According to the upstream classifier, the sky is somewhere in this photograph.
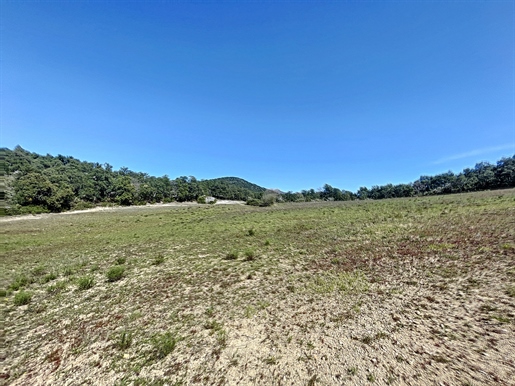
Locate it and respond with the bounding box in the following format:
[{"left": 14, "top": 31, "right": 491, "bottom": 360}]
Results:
[{"left": 2, "top": 1, "right": 514, "bottom": 192}]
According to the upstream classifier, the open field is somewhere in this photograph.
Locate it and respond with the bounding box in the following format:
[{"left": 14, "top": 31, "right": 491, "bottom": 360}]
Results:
[{"left": 2, "top": 190, "right": 515, "bottom": 385}]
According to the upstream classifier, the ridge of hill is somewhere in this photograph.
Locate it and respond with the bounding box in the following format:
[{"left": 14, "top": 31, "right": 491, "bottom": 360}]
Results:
[{"left": 206, "top": 177, "right": 266, "bottom": 193}]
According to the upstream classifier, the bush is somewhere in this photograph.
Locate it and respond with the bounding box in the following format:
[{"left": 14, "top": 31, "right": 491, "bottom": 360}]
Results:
[
  {"left": 197, "top": 196, "right": 207, "bottom": 204},
  {"left": 106, "top": 266, "right": 125, "bottom": 282},
  {"left": 14, "top": 291, "right": 32, "bottom": 306},
  {"left": 246, "top": 198, "right": 261, "bottom": 206},
  {"left": 77, "top": 275, "right": 94, "bottom": 290}
]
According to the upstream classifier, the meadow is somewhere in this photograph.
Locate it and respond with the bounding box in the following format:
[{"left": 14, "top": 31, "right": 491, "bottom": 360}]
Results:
[{"left": 2, "top": 190, "right": 514, "bottom": 385}]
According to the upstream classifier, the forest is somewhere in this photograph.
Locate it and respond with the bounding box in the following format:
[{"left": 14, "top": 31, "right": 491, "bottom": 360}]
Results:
[{"left": 1, "top": 146, "right": 514, "bottom": 214}]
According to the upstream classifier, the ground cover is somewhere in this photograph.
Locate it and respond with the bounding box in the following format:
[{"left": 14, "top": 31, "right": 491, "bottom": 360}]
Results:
[{"left": 2, "top": 190, "right": 514, "bottom": 385}]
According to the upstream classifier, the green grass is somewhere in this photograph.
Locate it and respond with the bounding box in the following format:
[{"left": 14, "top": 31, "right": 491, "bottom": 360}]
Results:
[
  {"left": 77, "top": 275, "right": 95, "bottom": 290},
  {"left": 13, "top": 291, "right": 32, "bottom": 306},
  {"left": 106, "top": 266, "right": 125, "bottom": 282},
  {"left": 2, "top": 189, "right": 515, "bottom": 385}
]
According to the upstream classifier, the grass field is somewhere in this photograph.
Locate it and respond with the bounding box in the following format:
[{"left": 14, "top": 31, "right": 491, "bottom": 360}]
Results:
[{"left": 2, "top": 190, "right": 515, "bottom": 385}]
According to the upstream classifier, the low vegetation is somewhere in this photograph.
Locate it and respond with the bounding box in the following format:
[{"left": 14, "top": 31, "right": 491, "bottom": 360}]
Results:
[{"left": 2, "top": 189, "right": 514, "bottom": 385}]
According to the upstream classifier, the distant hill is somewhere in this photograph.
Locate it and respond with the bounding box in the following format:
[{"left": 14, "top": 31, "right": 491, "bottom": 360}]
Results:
[{"left": 206, "top": 177, "right": 266, "bottom": 193}]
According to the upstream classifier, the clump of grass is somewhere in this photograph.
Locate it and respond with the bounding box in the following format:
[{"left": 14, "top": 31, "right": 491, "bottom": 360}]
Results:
[
  {"left": 62, "top": 266, "right": 74, "bottom": 277},
  {"left": 264, "top": 239, "right": 271, "bottom": 246},
  {"left": 32, "top": 265, "right": 46, "bottom": 276},
  {"left": 0, "top": 289, "right": 7, "bottom": 297},
  {"left": 14, "top": 291, "right": 32, "bottom": 306},
  {"left": 224, "top": 251, "right": 239, "bottom": 260},
  {"left": 347, "top": 367, "right": 357, "bottom": 376},
  {"left": 9, "top": 275, "right": 31, "bottom": 291},
  {"left": 244, "top": 249, "right": 256, "bottom": 261},
  {"left": 47, "top": 281, "right": 67, "bottom": 294},
  {"left": 310, "top": 271, "right": 369, "bottom": 294},
  {"left": 247, "top": 228, "right": 255, "bottom": 236},
  {"left": 115, "top": 256, "right": 126, "bottom": 265},
  {"left": 152, "top": 255, "right": 165, "bottom": 265},
  {"left": 506, "top": 286, "right": 515, "bottom": 298},
  {"left": 116, "top": 330, "right": 133, "bottom": 350},
  {"left": 41, "top": 272, "right": 57, "bottom": 284},
  {"left": 151, "top": 331, "right": 181, "bottom": 359},
  {"left": 77, "top": 275, "right": 95, "bottom": 290},
  {"left": 106, "top": 266, "right": 125, "bottom": 282}
]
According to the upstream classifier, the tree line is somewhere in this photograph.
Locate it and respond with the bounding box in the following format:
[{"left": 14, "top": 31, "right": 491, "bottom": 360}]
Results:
[
  {"left": 277, "top": 156, "right": 515, "bottom": 203},
  {"left": 1, "top": 146, "right": 514, "bottom": 214},
  {"left": 1, "top": 146, "right": 264, "bottom": 214}
]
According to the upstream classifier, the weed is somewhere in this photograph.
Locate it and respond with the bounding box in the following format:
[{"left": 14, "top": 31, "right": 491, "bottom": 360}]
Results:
[
  {"left": 367, "top": 373, "right": 376, "bottom": 382},
  {"left": 14, "top": 291, "right": 32, "bottom": 306},
  {"left": 506, "top": 286, "right": 515, "bottom": 298},
  {"left": 106, "top": 266, "right": 125, "bottom": 282},
  {"left": 41, "top": 272, "right": 57, "bottom": 284},
  {"left": 47, "top": 281, "right": 67, "bottom": 294},
  {"left": 224, "top": 251, "right": 239, "bottom": 260},
  {"left": 264, "top": 239, "right": 271, "bottom": 246},
  {"left": 62, "top": 266, "right": 74, "bottom": 276},
  {"left": 152, "top": 255, "right": 165, "bottom": 265},
  {"left": 247, "top": 228, "right": 255, "bottom": 236},
  {"left": 216, "top": 329, "right": 228, "bottom": 348},
  {"left": 116, "top": 330, "right": 133, "bottom": 350},
  {"left": 244, "top": 249, "right": 256, "bottom": 261},
  {"left": 9, "top": 275, "right": 31, "bottom": 291},
  {"left": 347, "top": 367, "right": 357, "bottom": 376},
  {"left": 151, "top": 331, "right": 181, "bottom": 359},
  {"left": 263, "top": 355, "right": 280, "bottom": 365},
  {"left": 115, "top": 256, "right": 126, "bottom": 265},
  {"left": 32, "top": 265, "right": 46, "bottom": 276},
  {"left": 77, "top": 275, "right": 95, "bottom": 290}
]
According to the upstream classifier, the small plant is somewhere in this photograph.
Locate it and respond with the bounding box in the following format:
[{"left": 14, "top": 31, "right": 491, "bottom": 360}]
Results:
[
  {"left": 41, "top": 272, "right": 57, "bottom": 284},
  {"left": 224, "top": 251, "right": 238, "bottom": 260},
  {"left": 347, "top": 367, "right": 357, "bottom": 376},
  {"left": 32, "top": 265, "right": 46, "bottom": 276},
  {"left": 264, "top": 239, "right": 271, "bottom": 246},
  {"left": 263, "top": 355, "right": 280, "bottom": 365},
  {"left": 0, "top": 289, "right": 7, "bottom": 297},
  {"left": 106, "top": 266, "right": 125, "bottom": 282},
  {"left": 367, "top": 373, "right": 376, "bottom": 382},
  {"left": 14, "top": 291, "right": 32, "bottom": 306},
  {"left": 151, "top": 331, "right": 181, "bottom": 359},
  {"left": 62, "top": 266, "right": 74, "bottom": 276},
  {"left": 216, "top": 329, "right": 228, "bottom": 348},
  {"left": 115, "top": 256, "right": 126, "bottom": 265},
  {"left": 152, "top": 255, "right": 165, "bottom": 265},
  {"left": 116, "top": 330, "right": 133, "bottom": 350},
  {"left": 506, "top": 286, "right": 515, "bottom": 298},
  {"left": 77, "top": 275, "right": 95, "bottom": 290},
  {"left": 244, "top": 249, "right": 256, "bottom": 261},
  {"left": 9, "top": 275, "right": 30, "bottom": 291},
  {"left": 247, "top": 228, "right": 255, "bottom": 236},
  {"left": 47, "top": 281, "right": 67, "bottom": 294}
]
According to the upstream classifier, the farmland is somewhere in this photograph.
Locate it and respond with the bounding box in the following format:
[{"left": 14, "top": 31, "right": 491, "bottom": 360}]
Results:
[{"left": 2, "top": 189, "right": 515, "bottom": 385}]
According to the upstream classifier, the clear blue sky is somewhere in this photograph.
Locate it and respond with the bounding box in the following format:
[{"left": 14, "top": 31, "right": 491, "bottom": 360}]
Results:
[{"left": 2, "top": 1, "right": 514, "bottom": 192}]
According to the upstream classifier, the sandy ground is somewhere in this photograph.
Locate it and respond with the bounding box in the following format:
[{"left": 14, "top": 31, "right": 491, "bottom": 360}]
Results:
[{"left": 0, "top": 200, "right": 245, "bottom": 223}]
